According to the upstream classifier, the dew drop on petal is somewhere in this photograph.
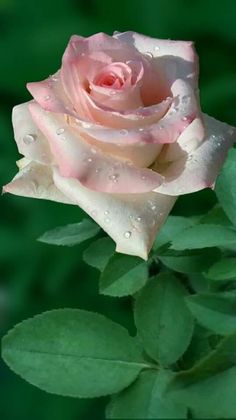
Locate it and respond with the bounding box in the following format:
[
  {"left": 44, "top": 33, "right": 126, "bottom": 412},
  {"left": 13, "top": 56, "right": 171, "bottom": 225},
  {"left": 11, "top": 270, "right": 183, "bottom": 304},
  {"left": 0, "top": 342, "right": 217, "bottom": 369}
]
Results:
[
  {"left": 120, "top": 129, "right": 128, "bottom": 136},
  {"left": 56, "top": 128, "right": 65, "bottom": 135},
  {"left": 44, "top": 95, "right": 51, "bottom": 101},
  {"left": 105, "top": 217, "right": 111, "bottom": 223},
  {"left": 154, "top": 45, "right": 160, "bottom": 51},
  {"left": 23, "top": 134, "right": 37, "bottom": 145},
  {"left": 144, "top": 52, "right": 153, "bottom": 59},
  {"left": 124, "top": 231, "right": 132, "bottom": 239},
  {"left": 87, "top": 157, "right": 93, "bottom": 163},
  {"left": 104, "top": 210, "right": 109, "bottom": 215},
  {"left": 109, "top": 174, "right": 119, "bottom": 183}
]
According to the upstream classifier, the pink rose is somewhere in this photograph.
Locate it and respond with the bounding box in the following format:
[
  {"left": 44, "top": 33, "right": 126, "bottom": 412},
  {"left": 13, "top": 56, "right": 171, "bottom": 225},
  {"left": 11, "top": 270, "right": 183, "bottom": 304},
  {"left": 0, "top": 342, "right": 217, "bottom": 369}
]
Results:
[{"left": 4, "top": 32, "right": 235, "bottom": 259}]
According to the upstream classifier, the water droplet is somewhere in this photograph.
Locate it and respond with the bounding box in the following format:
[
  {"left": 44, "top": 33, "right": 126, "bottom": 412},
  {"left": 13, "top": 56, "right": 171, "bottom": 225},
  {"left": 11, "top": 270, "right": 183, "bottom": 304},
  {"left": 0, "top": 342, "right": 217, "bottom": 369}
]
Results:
[
  {"left": 87, "top": 157, "right": 93, "bottom": 163},
  {"left": 113, "top": 30, "right": 120, "bottom": 35},
  {"left": 151, "top": 205, "right": 157, "bottom": 211},
  {"left": 124, "top": 231, "right": 131, "bottom": 239},
  {"left": 138, "top": 127, "right": 144, "bottom": 132},
  {"left": 159, "top": 212, "right": 164, "bottom": 216},
  {"left": 51, "top": 75, "right": 59, "bottom": 82},
  {"left": 136, "top": 216, "right": 142, "bottom": 222},
  {"left": 154, "top": 45, "right": 160, "bottom": 51},
  {"left": 182, "top": 116, "right": 188, "bottom": 121},
  {"left": 144, "top": 51, "right": 153, "bottom": 59},
  {"left": 141, "top": 175, "right": 146, "bottom": 180},
  {"left": 159, "top": 125, "right": 164, "bottom": 130},
  {"left": 91, "top": 148, "right": 97, "bottom": 154},
  {"left": 104, "top": 217, "right": 111, "bottom": 223},
  {"left": 211, "top": 134, "right": 216, "bottom": 139},
  {"left": 23, "top": 134, "right": 37, "bottom": 145},
  {"left": 109, "top": 174, "right": 119, "bottom": 183},
  {"left": 56, "top": 128, "right": 65, "bottom": 135},
  {"left": 82, "top": 121, "right": 92, "bottom": 128},
  {"left": 95, "top": 168, "right": 102, "bottom": 173},
  {"left": 120, "top": 129, "right": 128, "bottom": 136},
  {"left": 44, "top": 95, "right": 51, "bottom": 101},
  {"left": 104, "top": 210, "right": 109, "bottom": 215}
]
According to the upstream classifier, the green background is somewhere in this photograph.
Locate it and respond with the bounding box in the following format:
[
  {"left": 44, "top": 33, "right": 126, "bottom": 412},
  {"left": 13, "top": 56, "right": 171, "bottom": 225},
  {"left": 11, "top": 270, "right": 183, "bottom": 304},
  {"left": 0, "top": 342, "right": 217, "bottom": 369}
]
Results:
[{"left": 0, "top": 0, "right": 235, "bottom": 419}]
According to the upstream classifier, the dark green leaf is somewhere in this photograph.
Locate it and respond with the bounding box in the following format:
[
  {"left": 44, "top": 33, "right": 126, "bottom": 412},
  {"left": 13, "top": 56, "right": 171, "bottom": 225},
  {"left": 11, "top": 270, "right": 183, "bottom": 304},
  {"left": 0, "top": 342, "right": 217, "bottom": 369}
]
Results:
[
  {"left": 38, "top": 219, "right": 100, "bottom": 246},
  {"left": 215, "top": 148, "right": 236, "bottom": 226},
  {"left": 200, "top": 205, "right": 232, "bottom": 226},
  {"left": 99, "top": 254, "right": 149, "bottom": 297},
  {"left": 134, "top": 274, "right": 194, "bottom": 365},
  {"left": 169, "top": 335, "right": 236, "bottom": 418},
  {"left": 2, "top": 309, "right": 149, "bottom": 398},
  {"left": 170, "top": 224, "right": 236, "bottom": 250},
  {"left": 158, "top": 248, "right": 221, "bottom": 274},
  {"left": 106, "top": 370, "right": 187, "bottom": 419},
  {"left": 185, "top": 292, "right": 236, "bottom": 335},
  {"left": 83, "top": 237, "right": 115, "bottom": 271},
  {"left": 154, "top": 216, "right": 198, "bottom": 250},
  {"left": 205, "top": 257, "right": 236, "bottom": 281}
]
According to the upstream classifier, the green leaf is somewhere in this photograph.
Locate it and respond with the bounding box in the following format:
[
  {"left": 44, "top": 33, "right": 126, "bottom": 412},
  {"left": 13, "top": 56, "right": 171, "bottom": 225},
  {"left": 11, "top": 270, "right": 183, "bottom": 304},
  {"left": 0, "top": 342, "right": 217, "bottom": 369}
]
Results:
[
  {"left": 154, "top": 215, "right": 198, "bottom": 250},
  {"left": 205, "top": 257, "right": 236, "bottom": 281},
  {"left": 106, "top": 370, "right": 187, "bottom": 419},
  {"left": 83, "top": 237, "right": 115, "bottom": 271},
  {"left": 158, "top": 248, "right": 221, "bottom": 274},
  {"left": 200, "top": 205, "right": 232, "bottom": 226},
  {"left": 185, "top": 292, "right": 236, "bottom": 335},
  {"left": 170, "top": 224, "right": 236, "bottom": 250},
  {"left": 2, "top": 309, "right": 149, "bottom": 398},
  {"left": 215, "top": 148, "right": 236, "bottom": 226},
  {"left": 169, "top": 335, "right": 236, "bottom": 418},
  {"left": 38, "top": 219, "right": 100, "bottom": 246},
  {"left": 134, "top": 273, "right": 194, "bottom": 365},
  {"left": 99, "top": 254, "right": 149, "bottom": 297}
]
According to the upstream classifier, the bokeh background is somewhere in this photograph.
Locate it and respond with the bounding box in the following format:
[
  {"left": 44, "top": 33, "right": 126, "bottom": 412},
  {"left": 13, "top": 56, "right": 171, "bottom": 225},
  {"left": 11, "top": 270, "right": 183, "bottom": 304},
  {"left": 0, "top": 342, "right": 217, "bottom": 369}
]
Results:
[{"left": 0, "top": 0, "right": 235, "bottom": 418}]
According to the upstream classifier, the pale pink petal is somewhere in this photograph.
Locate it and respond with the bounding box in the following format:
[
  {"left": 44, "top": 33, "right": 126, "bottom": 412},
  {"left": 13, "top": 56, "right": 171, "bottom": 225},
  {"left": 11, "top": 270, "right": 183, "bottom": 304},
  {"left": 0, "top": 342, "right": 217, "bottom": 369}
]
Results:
[
  {"left": 154, "top": 114, "right": 236, "bottom": 195},
  {"left": 78, "top": 135, "right": 163, "bottom": 168},
  {"left": 3, "top": 161, "right": 74, "bottom": 204},
  {"left": 27, "top": 72, "right": 80, "bottom": 117},
  {"left": 12, "top": 101, "right": 53, "bottom": 164},
  {"left": 53, "top": 167, "right": 177, "bottom": 259},
  {"left": 72, "top": 93, "right": 172, "bottom": 129},
  {"left": 29, "top": 103, "right": 164, "bottom": 194},
  {"left": 89, "top": 60, "right": 144, "bottom": 111}
]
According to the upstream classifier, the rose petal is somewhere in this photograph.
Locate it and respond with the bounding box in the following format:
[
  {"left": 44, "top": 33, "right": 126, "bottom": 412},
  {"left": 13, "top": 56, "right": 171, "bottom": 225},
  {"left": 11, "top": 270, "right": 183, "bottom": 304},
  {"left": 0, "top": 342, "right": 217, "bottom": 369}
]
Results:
[
  {"left": 12, "top": 101, "right": 53, "bottom": 164},
  {"left": 53, "top": 168, "right": 177, "bottom": 259},
  {"left": 3, "top": 160, "right": 74, "bottom": 204},
  {"left": 154, "top": 114, "right": 236, "bottom": 195},
  {"left": 29, "top": 102, "right": 164, "bottom": 194}
]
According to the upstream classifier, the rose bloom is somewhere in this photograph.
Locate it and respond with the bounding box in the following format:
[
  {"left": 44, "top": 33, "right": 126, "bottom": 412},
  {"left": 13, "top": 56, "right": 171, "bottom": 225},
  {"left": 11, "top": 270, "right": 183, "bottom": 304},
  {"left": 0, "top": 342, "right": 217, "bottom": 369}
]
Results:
[{"left": 4, "top": 32, "right": 235, "bottom": 259}]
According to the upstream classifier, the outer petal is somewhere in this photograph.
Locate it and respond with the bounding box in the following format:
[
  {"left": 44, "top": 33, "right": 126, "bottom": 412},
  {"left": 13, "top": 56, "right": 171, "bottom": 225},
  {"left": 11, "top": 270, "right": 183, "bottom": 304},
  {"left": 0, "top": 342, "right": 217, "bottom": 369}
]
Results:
[
  {"left": 29, "top": 103, "right": 164, "bottom": 194},
  {"left": 3, "top": 161, "right": 74, "bottom": 204},
  {"left": 27, "top": 72, "right": 79, "bottom": 117},
  {"left": 53, "top": 168, "right": 177, "bottom": 259},
  {"left": 154, "top": 114, "right": 236, "bottom": 195},
  {"left": 12, "top": 101, "right": 53, "bottom": 164}
]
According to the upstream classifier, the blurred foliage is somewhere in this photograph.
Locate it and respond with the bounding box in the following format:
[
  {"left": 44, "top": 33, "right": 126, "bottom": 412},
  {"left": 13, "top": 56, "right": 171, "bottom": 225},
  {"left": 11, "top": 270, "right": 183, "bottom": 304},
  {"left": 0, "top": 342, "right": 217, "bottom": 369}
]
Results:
[{"left": 0, "top": 0, "right": 235, "bottom": 419}]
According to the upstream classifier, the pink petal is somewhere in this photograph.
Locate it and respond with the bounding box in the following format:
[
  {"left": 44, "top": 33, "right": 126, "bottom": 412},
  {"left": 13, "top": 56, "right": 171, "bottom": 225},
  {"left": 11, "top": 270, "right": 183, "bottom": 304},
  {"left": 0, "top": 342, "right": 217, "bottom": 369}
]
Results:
[
  {"left": 29, "top": 102, "right": 164, "bottom": 194},
  {"left": 27, "top": 72, "right": 79, "bottom": 117},
  {"left": 3, "top": 161, "right": 74, "bottom": 204},
  {"left": 53, "top": 167, "right": 177, "bottom": 259},
  {"left": 154, "top": 114, "right": 236, "bottom": 195},
  {"left": 12, "top": 101, "right": 53, "bottom": 164}
]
